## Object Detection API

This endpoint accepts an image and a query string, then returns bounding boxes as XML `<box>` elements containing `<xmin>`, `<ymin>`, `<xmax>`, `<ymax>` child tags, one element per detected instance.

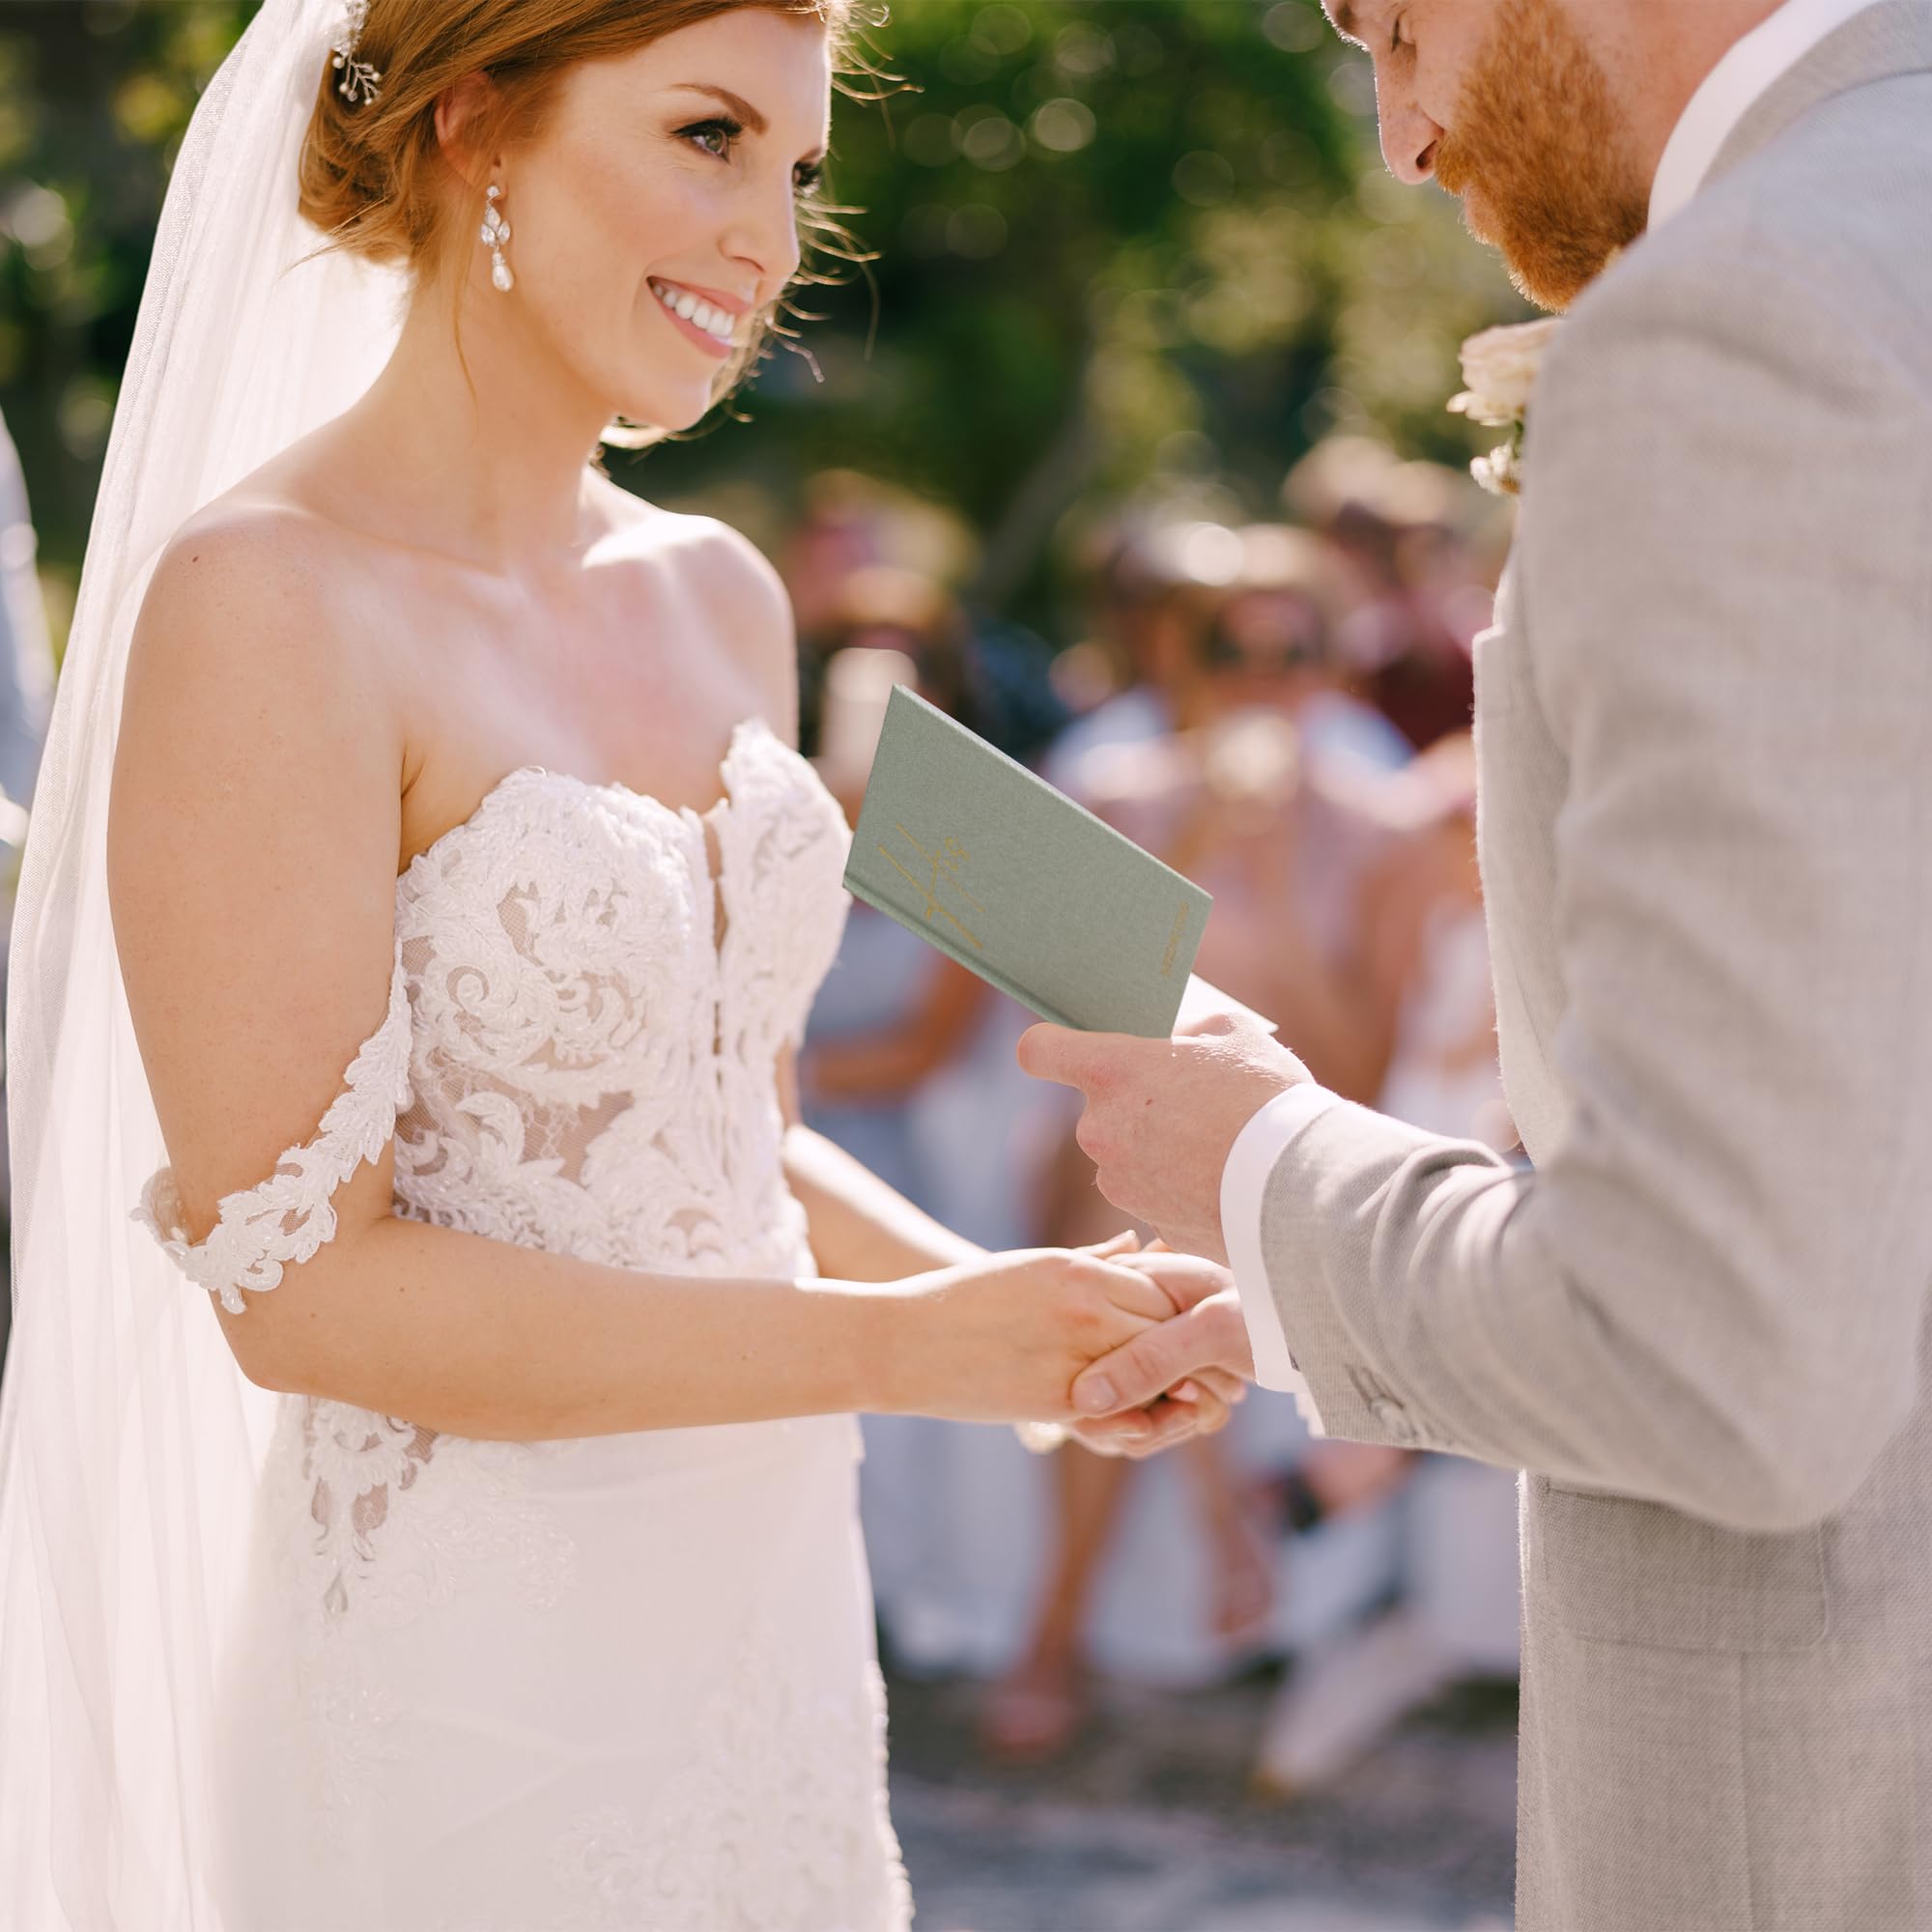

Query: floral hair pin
<box><xmin>331</xmin><ymin>0</ymin><xmax>383</xmax><ymax>106</ymax></box>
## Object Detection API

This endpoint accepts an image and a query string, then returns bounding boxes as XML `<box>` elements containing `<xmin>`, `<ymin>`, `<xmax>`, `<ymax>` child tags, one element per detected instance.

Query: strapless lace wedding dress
<box><xmin>132</xmin><ymin>714</ymin><xmax>913</xmax><ymax>1932</ymax></box>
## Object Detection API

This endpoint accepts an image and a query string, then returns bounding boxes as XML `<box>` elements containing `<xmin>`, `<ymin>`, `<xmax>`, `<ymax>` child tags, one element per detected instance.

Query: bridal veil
<box><xmin>0</xmin><ymin>3</ymin><xmax>407</xmax><ymax>1920</ymax></box>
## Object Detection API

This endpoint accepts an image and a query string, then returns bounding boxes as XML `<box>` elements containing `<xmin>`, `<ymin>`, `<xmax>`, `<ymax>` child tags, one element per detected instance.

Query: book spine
<box><xmin>842</xmin><ymin>874</ymin><xmax>1082</xmax><ymax>1032</ymax></box>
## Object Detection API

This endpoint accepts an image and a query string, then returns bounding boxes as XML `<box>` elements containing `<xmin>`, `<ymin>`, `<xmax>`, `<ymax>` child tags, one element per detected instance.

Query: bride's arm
<box><xmin>108</xmin><ymin>514</ymin><xmax>1174</xmax><ymax>1445</ymax></box>
<box><xmin>777</xmin><ymin>1046</ymin><xmax>990</xmax><ymax>1281</ymax></box>
<box><xmin>781</xmin><ymin>1121</ymin><xmax>988</xmax><ymax>1281</ymax></box>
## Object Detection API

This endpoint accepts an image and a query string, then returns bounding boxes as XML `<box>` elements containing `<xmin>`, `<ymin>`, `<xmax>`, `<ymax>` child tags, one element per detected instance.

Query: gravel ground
<box><xmin>883</xmin><ymin>1663</ymin><xmax>1519</xmax><ymax>1932</ymax></box>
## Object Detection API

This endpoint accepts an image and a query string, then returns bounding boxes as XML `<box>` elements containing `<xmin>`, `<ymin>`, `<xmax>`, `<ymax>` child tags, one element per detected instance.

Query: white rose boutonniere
<box><xmin>1449</xmin><ymin>317</ymin><xmax>1560</xmax><ymax>497</ymax></box>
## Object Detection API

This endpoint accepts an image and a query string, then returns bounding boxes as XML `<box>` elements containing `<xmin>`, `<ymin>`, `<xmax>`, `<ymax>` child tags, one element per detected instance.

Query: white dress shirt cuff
<box><xmin>1218</xmin><ymin>1083</ymin><xmax>1340</xmax><ymax>1434</ymax></box>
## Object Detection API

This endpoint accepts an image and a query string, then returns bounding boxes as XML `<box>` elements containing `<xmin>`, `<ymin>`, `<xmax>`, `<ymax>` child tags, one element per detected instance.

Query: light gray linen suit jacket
<box><xmin>1250</xmin><ymin>9</ymin><xmax>1932</xmax><ymax>1926</ymax></box>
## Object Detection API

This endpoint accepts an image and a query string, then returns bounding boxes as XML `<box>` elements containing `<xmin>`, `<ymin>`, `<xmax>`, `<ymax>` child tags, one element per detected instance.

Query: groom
<box><xmin>1022</xmin><ymin>2</ymin><xmax>1932</xmax><ymax>1927</ymax></box>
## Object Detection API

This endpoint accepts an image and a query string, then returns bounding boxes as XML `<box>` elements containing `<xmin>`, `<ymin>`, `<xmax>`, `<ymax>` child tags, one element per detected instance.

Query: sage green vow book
<box><xmin>841</xmin><ymin>685</ymin><xmax>1212</xmax><ymax>1037</ymax></box>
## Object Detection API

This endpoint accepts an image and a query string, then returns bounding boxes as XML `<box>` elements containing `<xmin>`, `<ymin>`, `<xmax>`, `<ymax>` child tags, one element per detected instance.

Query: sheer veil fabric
<box><xmin>0</xmin><ymin>3</ymin><xmax>408</xmax><ymax>1921</ymax></box>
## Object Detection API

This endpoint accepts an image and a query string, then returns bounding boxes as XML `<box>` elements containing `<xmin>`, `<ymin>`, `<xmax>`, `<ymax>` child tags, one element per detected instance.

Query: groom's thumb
<box><xmin>1073</xmin><ymin>1333</ymin><xmax>1163</xmax><ymax>1412</ymax></box>
<box><xmin>1073</xmin><ymin>1296</ymin><xmax>1247</xmax><ymax>1415</ymax></box>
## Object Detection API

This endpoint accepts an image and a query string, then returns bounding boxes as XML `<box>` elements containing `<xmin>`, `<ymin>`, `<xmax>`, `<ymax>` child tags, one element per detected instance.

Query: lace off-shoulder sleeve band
<box><xmin>130</xmin><ymin>943</ymin><xmax>413</xmax><ymax>1314</ymax></box>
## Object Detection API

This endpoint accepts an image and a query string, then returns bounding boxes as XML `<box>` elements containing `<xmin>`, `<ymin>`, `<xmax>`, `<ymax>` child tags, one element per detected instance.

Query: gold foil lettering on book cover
<box><xmin>1160</xmin><ymin>897</ymin><xmax>1188</xmax><ymax>978</ymax></box>
<box><xmin>879</xmin><ymin>823</ymin><xmax>986</xmax><ymax>952</ymax></box>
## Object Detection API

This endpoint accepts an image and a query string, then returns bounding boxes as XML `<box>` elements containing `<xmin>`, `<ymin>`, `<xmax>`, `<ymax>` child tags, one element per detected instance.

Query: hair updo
<box><xmin>296</xmin><ymin>0</ymin><xmax>861</xmax><ymax>430</ymax></box>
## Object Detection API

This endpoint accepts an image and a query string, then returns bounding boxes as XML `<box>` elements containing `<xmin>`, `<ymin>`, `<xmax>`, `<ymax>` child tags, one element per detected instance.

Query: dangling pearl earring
<box><xmin>481</xmin><ymin>185</ymin><xmax>514</xmax><ymax>293</ymax></box>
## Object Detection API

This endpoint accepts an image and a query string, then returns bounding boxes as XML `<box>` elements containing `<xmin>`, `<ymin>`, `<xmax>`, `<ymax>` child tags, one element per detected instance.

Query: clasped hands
<box><xmin>1018</xmin><ymin>1012</ymin><xmax>1313</xmax><ymax>1458</ymax></box>
<box><xmin>1044</xmin><ymin>1232</ymin><xmax>1251</xmax><ymax>1459</ymax></box>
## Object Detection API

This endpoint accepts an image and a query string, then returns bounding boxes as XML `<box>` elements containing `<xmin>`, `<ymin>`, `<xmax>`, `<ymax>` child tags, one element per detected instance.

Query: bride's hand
<box><xmin>885</xmin><ymin>1244</ymin><xmax>1180</xmax><ymax>1426</ymax></box>
<box><xmin>1010</xmin><ymin>1231</ymin><xmax>1244</xmax><ymax>1449</ymax></box>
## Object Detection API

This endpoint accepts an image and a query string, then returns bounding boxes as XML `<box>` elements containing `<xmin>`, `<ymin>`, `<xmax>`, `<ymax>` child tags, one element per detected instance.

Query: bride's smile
<box><xmin>463</xmin><ymin>13</ymin><xmax>833</xmax><ymax>431</ymax></box>
<box><xmin>648</xmin><ymin>274</ymin><xmax>750</xmax><ymax>355</ymax></box>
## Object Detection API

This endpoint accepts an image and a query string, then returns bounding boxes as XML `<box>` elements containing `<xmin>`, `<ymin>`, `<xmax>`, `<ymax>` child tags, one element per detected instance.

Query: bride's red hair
<box><xmin>295</xmin><ymin>0</ymin><xmax>865</xmax><ymax>435</ymax></box>
<box><xmin>298</xmin><ymin>0</ymin><xmax>854</xmax><ymax>272</ymax></box>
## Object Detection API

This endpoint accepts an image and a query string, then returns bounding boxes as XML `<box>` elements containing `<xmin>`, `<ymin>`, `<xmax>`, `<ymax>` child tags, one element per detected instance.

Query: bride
<box><xmin>0</xmin><ymin>0</ymin><xmax>1242</xmax><ymax>1926</ymax></box>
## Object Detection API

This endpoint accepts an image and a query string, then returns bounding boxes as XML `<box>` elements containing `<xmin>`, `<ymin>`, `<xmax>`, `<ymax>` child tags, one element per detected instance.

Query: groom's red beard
<box><xmin>1433</xmin><ymin>0</ymin><xmax>1650</xmax><ymax>313</ymax></box>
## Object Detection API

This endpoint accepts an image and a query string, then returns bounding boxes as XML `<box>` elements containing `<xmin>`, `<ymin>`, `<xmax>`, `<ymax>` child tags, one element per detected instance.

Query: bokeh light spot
<box><xmin>1029</xmin><ymin>99</ymin><xmax>1096</xmax><ymax>156</ymax></box>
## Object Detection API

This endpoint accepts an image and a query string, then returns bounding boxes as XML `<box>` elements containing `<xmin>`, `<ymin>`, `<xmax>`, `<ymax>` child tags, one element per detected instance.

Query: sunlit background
<box><xmin>0</xmin><ymin>0</ymin><xmax>1528</xmax><ymax>662</ymax></box>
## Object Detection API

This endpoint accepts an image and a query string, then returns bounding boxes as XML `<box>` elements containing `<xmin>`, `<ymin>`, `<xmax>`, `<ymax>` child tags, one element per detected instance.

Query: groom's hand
<box><xmin>1065</xmin><ymin>1247</ymin><xmax>1258</xmax><ymax>1457</ymax></box>
<box><xmin>1016</xmin><ymin>1016</ymin><xmax>1309</xmax><ymax>1266</ymax></box>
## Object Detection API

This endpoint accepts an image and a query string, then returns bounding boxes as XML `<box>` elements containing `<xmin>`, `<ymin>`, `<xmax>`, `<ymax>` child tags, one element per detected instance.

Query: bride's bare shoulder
<box><xmin>118</xmin><ymin>483</ymin><xmax>402</xmax><ymax>854</ymax></box>
<box><xmin>130</xmin><ymin>479</ymin><xmax>393</xmax><ymax>722</ymax></box>
<box><xmin>137</xmin><ymin>481</ymin><xmax>359</xmax><ymax>654</ymax></box>
<box><xmin>588</xmin><ymin>479</ymin><xmax>796</xmax><ymax>724</ymax></box>
<box><xmin>593</xmin><ymin>481</ymin><xmax>786</xmax><ymax>611</ymax></box>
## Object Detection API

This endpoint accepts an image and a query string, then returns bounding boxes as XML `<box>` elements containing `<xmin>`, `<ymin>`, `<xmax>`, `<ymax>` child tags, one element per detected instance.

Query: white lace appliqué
<box><xmin>129</xmin><ymin>942</ymin><xmax>413</xmax><ymax>1313</ymax></box>
<box><xmin>128</xmin><ymin>713</ymin><xmax>853</xmax><ymax>1602</ymax></box>
<box><xmin>130</xmin><ymin>716</ymin><xmax>849</xmax><ymax>1318</ymax></box>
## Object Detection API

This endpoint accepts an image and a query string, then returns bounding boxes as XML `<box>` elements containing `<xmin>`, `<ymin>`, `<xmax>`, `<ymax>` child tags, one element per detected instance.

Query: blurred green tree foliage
<box><xmin>654</xmin><ymin>0</ymin><xmax>1525</xmax><ymax>609</ymax></box>
<box><xmin>0</xmin><ymin>1</ymin><xmax>252</xmax><ymax>611</ymax></box>
<box><xmin>0</xmin><ymin>0</ymin><xmax>1524</xmax><ymax>638</ymax></box>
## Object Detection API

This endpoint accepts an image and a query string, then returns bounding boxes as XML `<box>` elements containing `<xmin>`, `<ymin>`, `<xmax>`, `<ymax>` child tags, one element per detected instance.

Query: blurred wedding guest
<box><xmin>1082</xmin><ymin>534</ymin><xmax>1414</xmax><ymax>1097</ymax></box>
<box><xmin>1047</xmin><ymin>519</ymin><xmax>1411</xmax><ymax>812</ymax></box>
<box><xmin>1216</xmin><ymin>525</ymin><xmax>1414</xmax><ymax>780</ymax></box>
<box><xmin>1360</xmin><ymin>733</ymin><xmax>1514</xmax><ymax>1151</ymax></box>
<box><xmin>982</xmin><ymin>569</ymin><xmax>1422</xmax><ymax>1759</ymax></box>
<box><xmin>799</xmin><ymin>627</ymin><xmax>1042</xmax><ymax>1677</ymax></box>
<box><xmin>1039</xmin><ymin>517</ymin><xmax>1221</xmax><ymax>791</ymax></box>
<box><xmin>798</xmin><ymin>590</ymin><xmax>995</xmax><ymax>1202</ymax></box>
<box><xmin>780</xmin><ymin>470</ymin><xmax>976</xmax><ymax>758</ymax></box>
<box><xmin>819</xmin><ymin>562</ymin><xmax>985</xmax><ymax>733</ymax></box>
<box><xmin>0</xmin><ymin>404</ymin><xmax>54</xmax><ymax>1344</ymax></box>
<box><xmin>1284</xmin><ymin>437</ymin><xmax>1495</xmax><ymax>754</ymax></box>
<box><xmin>1249</xmin><ymin>732</ymin><xmax>1521</xmax><ymax>1795</ymax></box>
<box><xmin>0</xmin><ymin>410</ymin><xmax>53</xmax><ymax>818</ymax></box>
<box><xmin>798</xmin><ymin>644</ymin><xmax>944</xmax><ymax>1205</ymax></box>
